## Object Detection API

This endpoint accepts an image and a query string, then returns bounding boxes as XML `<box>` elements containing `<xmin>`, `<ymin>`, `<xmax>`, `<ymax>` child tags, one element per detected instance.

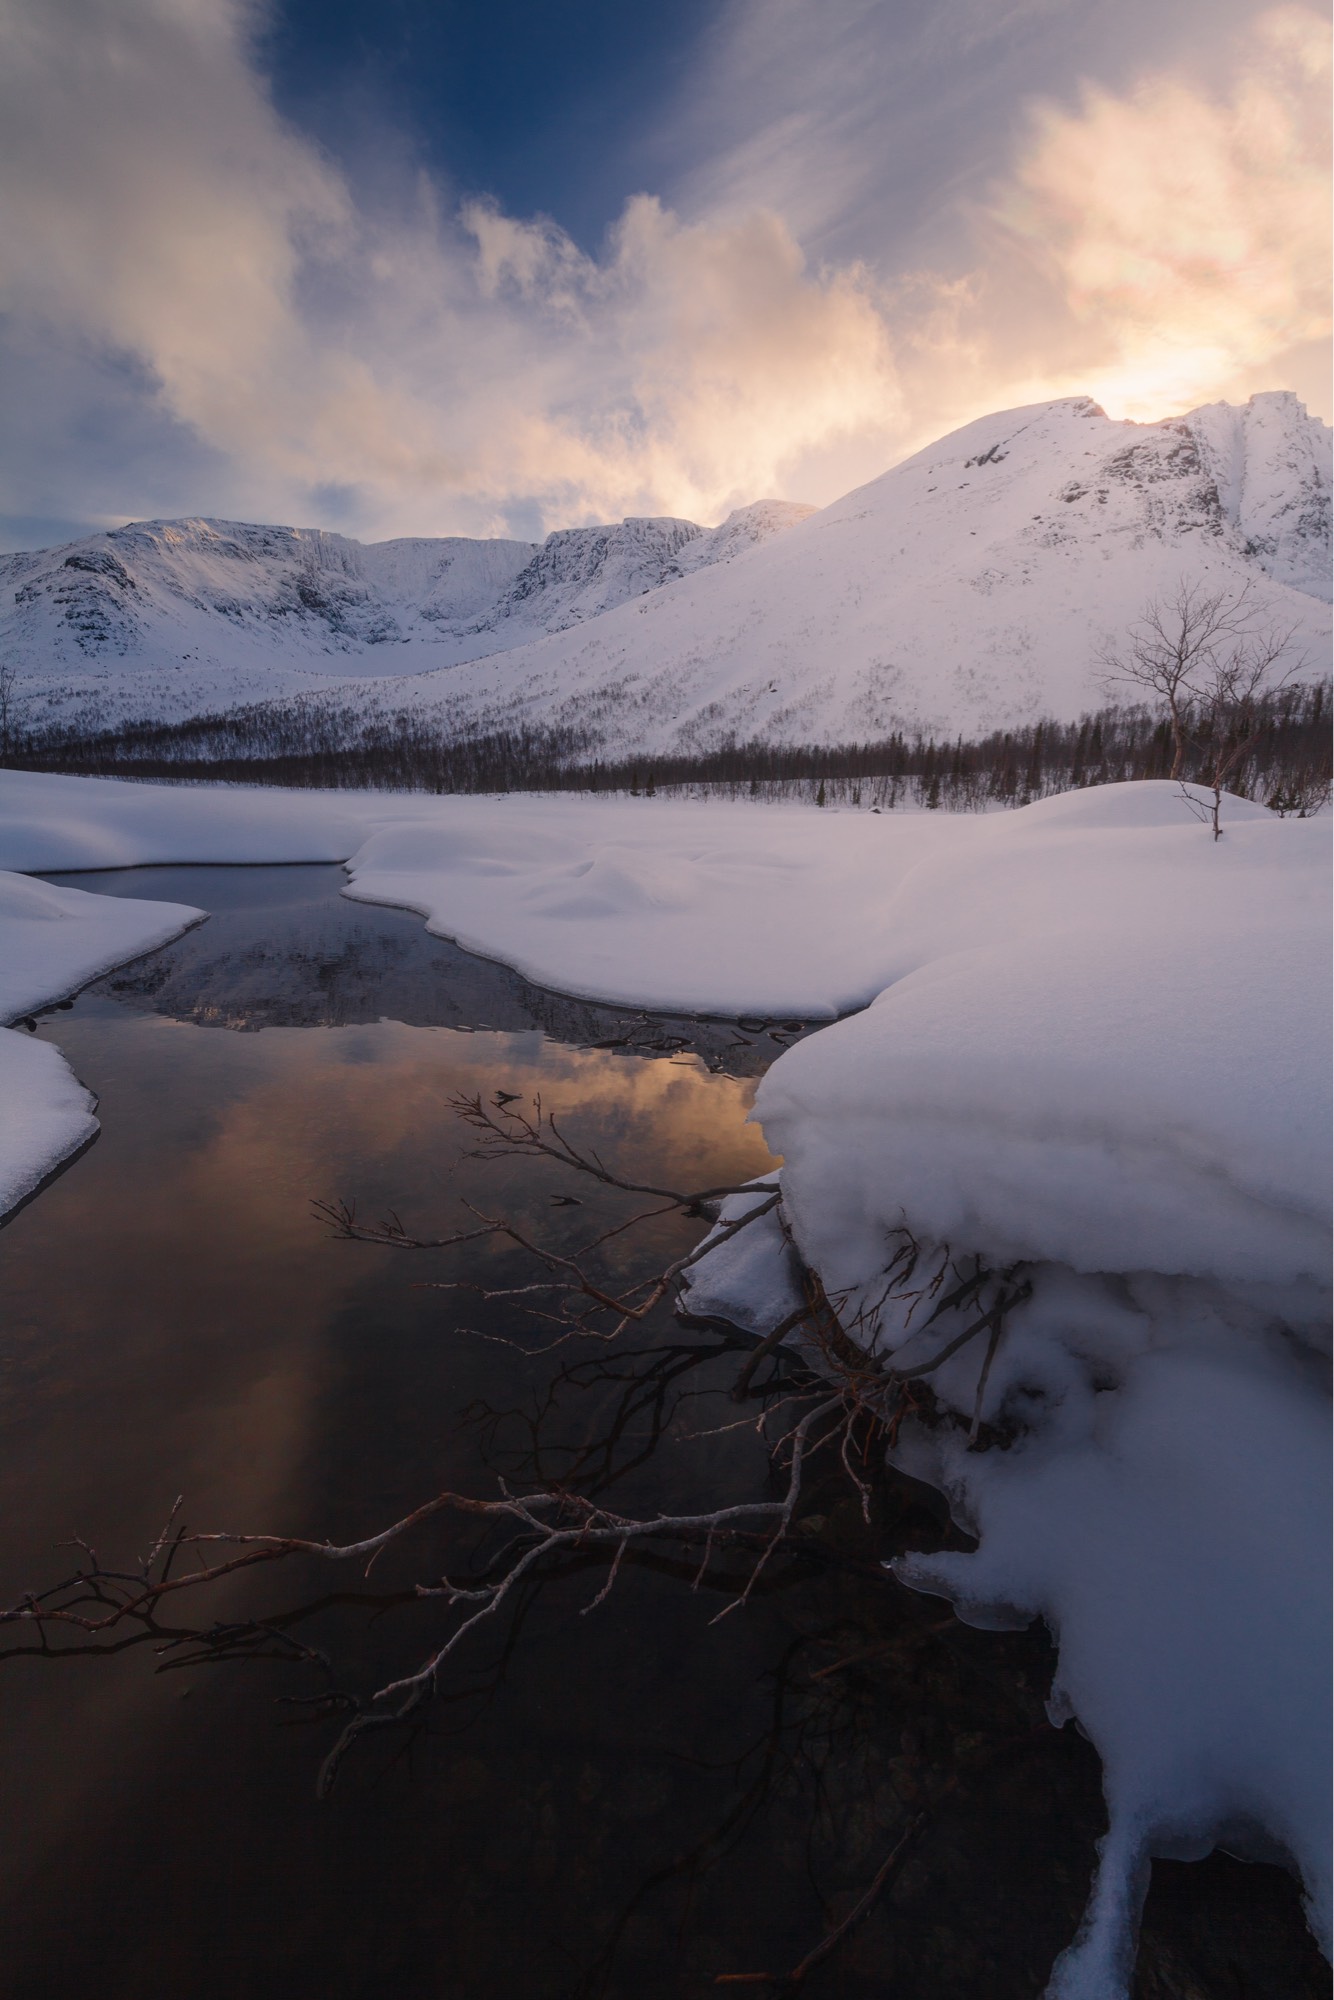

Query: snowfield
<box><xmin>0</xmin><ymin>767</ymin><xmax>1328</xmax><ymax>1998</ymax></box>
<box><xmin>0</xmin><ymin>769</ymin><xmax>976</xmax><ymax>1014</ymax></box>
<box><xmin>5</xmin><ymin>393</ymin><xmax>1328</xmax><ymax>750</ymax></box>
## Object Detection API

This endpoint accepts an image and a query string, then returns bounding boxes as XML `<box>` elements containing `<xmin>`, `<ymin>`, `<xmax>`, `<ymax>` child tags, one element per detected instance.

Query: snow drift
<box><xmin>707</xmin><ymin>782</ymin><xmax>1333</xmax><ymax>1995</ymax></box>
<box><xmin>758</xmin><ymin>784</ymin><xmax>1330</xmax><ymax>1286</ymax></box>
<box><xmin>0</xmin><ymin>869</ymin><xmax>202</xmax><ymax>1214</ymax></box>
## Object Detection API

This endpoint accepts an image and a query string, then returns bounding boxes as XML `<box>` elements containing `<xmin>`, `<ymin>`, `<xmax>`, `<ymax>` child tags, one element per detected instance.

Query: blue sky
<box><xmin>0</xmin><ymin>0</ymin><xmax>1328</xmax><ymax>551</ymax></box>
<box><xmin>262</xmin><ymin>0</ymin><xmax>724</xmax><ymax>253</ymax></box>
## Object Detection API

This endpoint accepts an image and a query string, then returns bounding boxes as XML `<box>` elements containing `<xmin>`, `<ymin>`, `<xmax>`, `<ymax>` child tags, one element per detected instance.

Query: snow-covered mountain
<box><xmin>477</xmin><ymin>502</ymin><xmax>814</xmax><ymax>636</ymax></box>
<box><xmin>389</xmin><ymin>391</ymin><xmax>1331</xmax><ymax>748</ymax></box>
<box><xmin>3</xmin><ymin>392</ymin><xmax>1328</xmax><ymax>746</ymax></box>
<box><xmin>1</xmin><ymin>501</ymin><xmax>815</xmax><ymax>727</ymax></box>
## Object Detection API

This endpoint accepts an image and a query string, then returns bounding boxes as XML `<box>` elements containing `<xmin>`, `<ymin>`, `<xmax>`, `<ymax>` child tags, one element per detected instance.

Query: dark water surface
<box><xmin>0</xmin><ymin>868</ymin><xmax>1324</xmax><ymax>1999</ymax></box>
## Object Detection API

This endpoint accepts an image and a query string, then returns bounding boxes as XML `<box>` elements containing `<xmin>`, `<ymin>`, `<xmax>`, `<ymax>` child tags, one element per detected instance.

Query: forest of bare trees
<box><xmin>4</xmin><ymin>683</ymin><xmax>1329</xmax><ymax>815</ymax></box>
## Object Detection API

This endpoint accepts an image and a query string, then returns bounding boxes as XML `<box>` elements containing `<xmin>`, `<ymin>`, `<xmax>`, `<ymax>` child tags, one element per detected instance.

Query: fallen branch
<box><xmin>716</xmin><ymin>1808</ymin><xmax>931</xmax><ymax>1989</ymax></box>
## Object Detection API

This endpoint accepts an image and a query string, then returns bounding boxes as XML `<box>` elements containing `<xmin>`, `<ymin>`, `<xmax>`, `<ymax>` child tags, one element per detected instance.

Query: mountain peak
<box><xmin>2</xmin><ymin>394</ymin><xmax>1327</xmax><ymax>746</ymax></box>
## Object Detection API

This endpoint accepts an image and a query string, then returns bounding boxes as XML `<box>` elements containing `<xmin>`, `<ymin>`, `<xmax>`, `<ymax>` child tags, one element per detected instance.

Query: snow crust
<box><xmin>0</xmin><ymin>869</ymin><xmax>202</xmax><ymax>1213</ymax></box>
<box><xmin>732</xmin><ymin>781</ymin><xmax>1332</xmax><ymax>1991</ymax></box>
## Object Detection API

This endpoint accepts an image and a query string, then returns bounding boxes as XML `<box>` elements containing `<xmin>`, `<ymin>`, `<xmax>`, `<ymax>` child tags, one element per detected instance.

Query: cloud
<box><xmin>779</xmin><ymin>4</ymin><xmax>1333</xmax><ymax>493</ymax></box>
<box><xmin>446</xmin><ymin>194</ymin><xmax>903</xmax><ymax>524</ymax></box>
<box><xmin>997</xmin><ymin>5</ymin><xmax>1333</xmax><ymax>416</ymax></box>
<box><xmin>0</xmin><ymin>0</ymin><xmax>1327</xmax><ymax>547</ymax></box>
<box><xmin>0</xmin><ymin>0</ymin><xmax>899</xmax><ymax>538</ymax></box>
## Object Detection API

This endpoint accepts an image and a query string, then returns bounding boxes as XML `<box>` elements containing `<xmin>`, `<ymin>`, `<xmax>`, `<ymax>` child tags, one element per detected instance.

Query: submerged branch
<box><xmin>8</xmin><ymin>1090</ymin><xmax>1035</xmax><ymax>1812</ymax></box>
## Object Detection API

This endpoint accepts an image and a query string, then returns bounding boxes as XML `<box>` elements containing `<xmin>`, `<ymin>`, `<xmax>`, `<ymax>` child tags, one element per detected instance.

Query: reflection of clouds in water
<box><xmin>203</xmin><ymin>1022</ymin><xmax>776</xmax><ymax>1224</ymax></box>
<box><xmin>1</xmin><ymin>1004</ymin><xmax>772</xmax><ymax>1899</ymax></box>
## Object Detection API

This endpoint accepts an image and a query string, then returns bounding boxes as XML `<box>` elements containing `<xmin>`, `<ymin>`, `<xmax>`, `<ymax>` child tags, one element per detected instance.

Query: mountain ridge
<box><xmin>382</xmin><ymin>390</ymin><xmax>1329</xmax><ymax>749</ymax></box>
<box><xmin>2</xmin><ymin>393</ymin><xmax>1328</xmax><ymax>750</ymax></box>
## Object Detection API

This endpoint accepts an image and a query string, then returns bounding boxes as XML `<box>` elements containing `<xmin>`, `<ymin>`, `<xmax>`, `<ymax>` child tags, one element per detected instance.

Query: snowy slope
<box><xmin>477</xmin><ymin>503</ymin><xmax>815</xmax><ymax>639</ymax></box>
<box><xmin>2</xmin><ymin>393</ymin><xmax>1327</xmax><ymax>747</ymax></box>
<box><xmin>1</xmin><ymin>503</ymin><xmax>813</xmax><ymax>728</ymax></box>
<box><xmin>0</xmin><ymin>518</ymin><xmax>534</xmax><ymax>722</ymax></box>
<box><xmin>383</xmin><ymin>392</ymin><xmax>1330</xmax><ymax>748</ymax></box>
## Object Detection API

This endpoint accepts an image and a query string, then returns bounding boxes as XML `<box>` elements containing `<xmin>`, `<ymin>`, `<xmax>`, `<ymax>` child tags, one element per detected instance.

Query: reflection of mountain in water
<box><xmin>43</xmin><ymin>863</ymin><xmax>810</xmax><ymax>1075</ymax></box>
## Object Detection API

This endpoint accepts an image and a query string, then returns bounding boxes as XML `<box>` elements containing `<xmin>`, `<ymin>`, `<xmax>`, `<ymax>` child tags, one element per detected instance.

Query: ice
<box><xmin>0</xmin><ymin>868</ymin><xmax>202</xmax><ymax>1213</ymax></box>
<box><xmin>677</xmin><ymin>1185</ymin><xmax>803</xmax><ymax>1337</ymax></box>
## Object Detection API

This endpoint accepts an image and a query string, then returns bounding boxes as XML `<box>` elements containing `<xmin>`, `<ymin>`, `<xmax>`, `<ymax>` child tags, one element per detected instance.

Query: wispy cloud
<box><xmin>997</xmin><ymin>5</ymin><xmax>1332</xmax><ymax>416</ymax></box>
<box><xmin>0</xmin><ymin>0</ymin><xmax>1327</xmax><ymax>548</ymax></box>
<box><xmin>0</xmin><ymin>0</ymin><xmax>902</xmax><ymax>537</ymax></box>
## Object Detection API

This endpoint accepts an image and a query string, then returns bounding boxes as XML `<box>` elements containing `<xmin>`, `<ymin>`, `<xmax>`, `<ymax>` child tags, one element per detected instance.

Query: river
<box><xmin>0</xmin><ymin>865</ymin><xmax>1320</xmax><ymax>1998</ymax></box>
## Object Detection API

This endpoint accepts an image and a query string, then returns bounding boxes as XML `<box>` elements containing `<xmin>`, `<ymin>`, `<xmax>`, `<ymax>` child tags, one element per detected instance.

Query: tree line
<box><xmin>3</xmin><ymin>682</ymin><xmax>1328</xmax><ymax>814</ymax></box>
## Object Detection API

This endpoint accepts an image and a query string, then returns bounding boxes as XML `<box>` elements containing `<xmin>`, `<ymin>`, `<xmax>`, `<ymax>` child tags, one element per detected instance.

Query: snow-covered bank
<box><xmin>759</xmin><ymin>784</ymin><xmax>1330</xmax><ymax>1284</ymax></box>
<box><xmin>0</xmin><ymin>871</ymin><xmax>202</xmax><ymax>1215</ymax></box>
<box><xmin>0</xmin><ymin>770</ymin><xmax>977</xmax><ymax>1015</ymax></box>
<box><xmin>1</xmin><ymin>770</ymin><xmax>1328</xmax><ymax>1995</ymax></box>
<box><xmin>693</xmin><ymin>782</ymin><xmax>1331</xmax><ymax>1995</ymax></box>
<box><xmin>0</xmin><ymin>769</ymin><xmax>973</xmax><ymax>1218</ymax></box>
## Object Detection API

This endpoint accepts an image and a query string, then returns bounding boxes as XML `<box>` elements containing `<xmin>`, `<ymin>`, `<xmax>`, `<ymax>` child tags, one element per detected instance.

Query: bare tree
<box><xmin>1099</xmin><ymin>578</ymin><xmax>1305</xmax><ymax>831</ymax></box>
<box><xmin>1186</xmin><ymin>618</ymin><xmax>1304</xmax><ymax>838</ymax></box>
<box><xmin>0</xmin><ymin>658</ymin><xmax>21</xmax><ymax>762</ymax></box>
<box><xmin>2</xmin><ymin>1091</ymin><xmax>1031</xmax><ymax>1792</ymax></box>
<box><xmin>1097</xmin><ymin>581</ymin><xmax>1262</xmax><ymax>779</ymax></box>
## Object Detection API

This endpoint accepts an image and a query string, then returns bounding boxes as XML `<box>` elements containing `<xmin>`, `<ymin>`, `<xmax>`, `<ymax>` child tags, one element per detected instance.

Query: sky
<box><xmin>0</xmin><ymin>0</ymin><xmax>1329</xmax><ymax>551</ymax></box>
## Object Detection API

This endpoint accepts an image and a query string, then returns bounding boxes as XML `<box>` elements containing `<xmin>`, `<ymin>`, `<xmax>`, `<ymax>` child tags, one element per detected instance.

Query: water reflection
<box><xmin>43</xmin><ymin>863</ymin><xmax>811</xmax><ymax>1071</ymax></box>
<box><xmin>0</xmin><ymin>868</ymin><xmax>1322</xmax><ymax>2000</ymax></box>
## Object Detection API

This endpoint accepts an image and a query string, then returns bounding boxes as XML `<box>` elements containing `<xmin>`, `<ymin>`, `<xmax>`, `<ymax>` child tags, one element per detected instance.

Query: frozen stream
<box><xmin>0</xmin><ymin>866</ymin><xmax>1323</xmax><ymax>1999</ymax></box>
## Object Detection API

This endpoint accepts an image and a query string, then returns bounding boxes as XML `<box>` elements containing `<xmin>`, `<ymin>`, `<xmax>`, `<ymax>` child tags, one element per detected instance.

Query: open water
<box><xmin>0</xmin><ymin>865</ymin><xmax>1322</xmax><ymax>1998</ymax></box>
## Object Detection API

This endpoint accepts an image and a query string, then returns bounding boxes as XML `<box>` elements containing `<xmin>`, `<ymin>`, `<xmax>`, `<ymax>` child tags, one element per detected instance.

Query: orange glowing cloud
<box><xmin>0</xmin><ymin>0</ymin><xmax>1326</xmax><ymax>536</ymax></box>
<box><xmin>999</xmin><ymin>7</ymin><xmax>1332</xmax><ymax>419</ymax></box>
